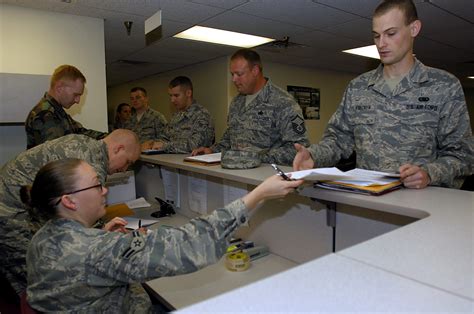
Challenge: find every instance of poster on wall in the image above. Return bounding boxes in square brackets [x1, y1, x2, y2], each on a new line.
[287, 85, 320, 120]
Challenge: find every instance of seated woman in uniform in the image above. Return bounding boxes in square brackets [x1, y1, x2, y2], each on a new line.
[21, 158, 302, 313]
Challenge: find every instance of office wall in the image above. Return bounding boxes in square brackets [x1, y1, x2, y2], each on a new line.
[108, 57, 356, 144]
[0, 4, 107, 165]
[107, 57, 229, 140]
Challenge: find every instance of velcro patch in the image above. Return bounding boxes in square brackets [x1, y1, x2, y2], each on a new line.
[122, 230, 146, 259]
[291, 116, 306, 135]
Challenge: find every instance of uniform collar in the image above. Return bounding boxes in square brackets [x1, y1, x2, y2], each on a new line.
[367, 58, 429, 96]
[45, 93, 67, 113]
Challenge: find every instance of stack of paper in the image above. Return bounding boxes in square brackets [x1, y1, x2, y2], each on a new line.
[287, 168, 402, 196]
[184, 152, 221, 165]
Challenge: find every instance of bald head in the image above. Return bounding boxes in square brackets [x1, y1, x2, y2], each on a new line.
[103, 129, 141, 174]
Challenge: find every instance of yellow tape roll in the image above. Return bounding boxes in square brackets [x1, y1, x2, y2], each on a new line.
[225, 252, 250, 272]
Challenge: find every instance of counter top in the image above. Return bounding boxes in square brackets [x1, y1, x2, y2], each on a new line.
[139, 154, 474, 310]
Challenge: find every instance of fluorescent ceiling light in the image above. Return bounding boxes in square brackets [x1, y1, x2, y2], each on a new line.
[343, 45, 380, 60]
[174, 26, 274, 48]
[468, 76, 474, 80]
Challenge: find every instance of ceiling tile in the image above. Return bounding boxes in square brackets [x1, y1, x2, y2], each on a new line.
[430, 0, 474, 23]
[202, 10, 309, 39]
[233, 0, 358, 29]
[321, 17, 373, 43]
[190, 0, 249, 10]
[313, 0, 380, 18]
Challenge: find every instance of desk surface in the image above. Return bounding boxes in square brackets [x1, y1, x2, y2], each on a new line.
[139, 154, 474, 310]
[132, 207, 297, 310]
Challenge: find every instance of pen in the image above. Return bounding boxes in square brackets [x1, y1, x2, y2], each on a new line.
[138, 219, 142, 229]
[271, 163, 292, 181]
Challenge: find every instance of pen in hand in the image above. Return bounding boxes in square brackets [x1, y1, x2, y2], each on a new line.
[271, 164, 292, 181]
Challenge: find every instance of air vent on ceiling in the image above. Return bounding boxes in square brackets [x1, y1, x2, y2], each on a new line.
[257, 36, 307, 51]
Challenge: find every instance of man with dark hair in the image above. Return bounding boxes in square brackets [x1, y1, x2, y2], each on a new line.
[143, 76, 215, 153]
[294, 0, 473, 189]
[192, 49, 309, 167]
[25, 64, 106, 149]
[124, 86, 167, 147]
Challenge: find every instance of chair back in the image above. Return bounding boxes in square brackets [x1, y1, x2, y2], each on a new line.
[20, 292, 39, 314]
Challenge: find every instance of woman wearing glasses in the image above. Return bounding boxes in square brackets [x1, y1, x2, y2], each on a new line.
[21, 158, 302, 313]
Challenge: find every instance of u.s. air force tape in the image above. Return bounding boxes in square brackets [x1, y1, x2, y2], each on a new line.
[122, 230, 145, 259]
[225, 252, 250, 272]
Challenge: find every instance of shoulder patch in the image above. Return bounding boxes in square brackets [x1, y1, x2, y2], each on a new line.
[122, 230, 146, 259]
[291, 116, 306, 135]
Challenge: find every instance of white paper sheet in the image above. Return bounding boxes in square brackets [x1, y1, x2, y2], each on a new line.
[287, 167, 400, 186]
[125, 197, 151, 209]
[184, 152, 221, 163]
[187, 172, 207, 214]
[161, 167, 180, 208]
[223, 179, 248, 205]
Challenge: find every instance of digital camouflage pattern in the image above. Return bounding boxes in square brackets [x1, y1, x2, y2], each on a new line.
[0, 134, 109, 216]
[27, 199, 249, 313]
[221, 150, 261, 169]
[25, 93, 107, 149]
[212, 79, 309, 166]
[0, 218, 32, 296]
[0, 134, 109, 294]
[123, 107, 167, 143]
[308, 59, 474, 188]
[159, 101, 215, 153]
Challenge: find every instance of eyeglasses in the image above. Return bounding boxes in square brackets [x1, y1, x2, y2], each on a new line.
[54, 183, 103, 206]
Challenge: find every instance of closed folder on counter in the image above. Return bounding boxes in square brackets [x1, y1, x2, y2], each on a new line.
[315, 180, 402, 196]
[103, 203, 134, 221]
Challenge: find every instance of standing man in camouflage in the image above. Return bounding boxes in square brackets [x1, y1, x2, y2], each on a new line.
[293, 0, 473, 189]
[25, 64, 107, 149]
[192, 49, 309, 167]
[124, 86, 167, 148]
[142, 76, 215, 153]
[0, 129, 141, 296]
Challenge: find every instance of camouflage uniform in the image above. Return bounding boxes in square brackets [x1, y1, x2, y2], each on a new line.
[25, 93, 107, 149]
[123, 107, 167, 143]
[212, 79, 309, 166]
[27, 199, 249, 313]
[159, 101, 215, 153]
[308, 59, 473, 188]
[0, 134, 109, 294]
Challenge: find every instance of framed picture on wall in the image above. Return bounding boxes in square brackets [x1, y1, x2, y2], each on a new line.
[287, 85, 320, 120]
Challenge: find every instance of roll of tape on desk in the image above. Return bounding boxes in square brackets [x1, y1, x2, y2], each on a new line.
[225, 252, 250, 272]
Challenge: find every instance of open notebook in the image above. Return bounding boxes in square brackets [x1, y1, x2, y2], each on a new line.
[184, 152, 221, 165]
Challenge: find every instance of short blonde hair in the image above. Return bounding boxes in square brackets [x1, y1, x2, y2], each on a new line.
[50, 65, 86, 88]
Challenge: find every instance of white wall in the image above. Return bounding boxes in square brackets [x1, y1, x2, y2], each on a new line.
[0, 4, 107, 165]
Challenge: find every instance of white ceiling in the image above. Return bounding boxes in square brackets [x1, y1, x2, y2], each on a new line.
[2, 0, 474, 88]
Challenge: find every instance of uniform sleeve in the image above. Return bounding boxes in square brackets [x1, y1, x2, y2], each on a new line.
[75, 119, 107, 140]
[140, 112, 168, 142]
[211, 115, 231, 153]
[307, 87, 356, 167]
[27, 111, 66, 147]
[164, 112, 215, 153]
[421, 82, 474, 188]
[85, 199, 249, 285]
[261, 101, 310, 166]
